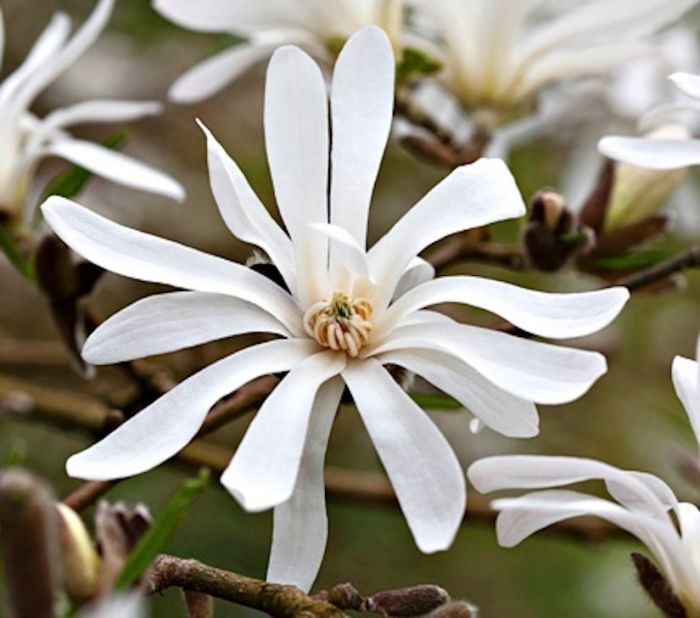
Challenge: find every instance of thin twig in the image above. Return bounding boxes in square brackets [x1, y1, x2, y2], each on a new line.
[426, 236, 526, 273]
[148, 554, 346, 618]
[62, 480, 117, 512]
[614, 246, 700, 292]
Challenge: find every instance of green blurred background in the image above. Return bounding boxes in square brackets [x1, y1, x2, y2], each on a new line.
[2, 2, 700, 616]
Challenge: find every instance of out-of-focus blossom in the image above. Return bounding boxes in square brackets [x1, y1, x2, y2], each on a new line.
[409, 0, 698, 124]
[78, 594, 145, 618]
[43, 27, 628, 591]
[0, 0, 183, 223]
[153, 0, 406, 102]
[468, 334, 700, 616]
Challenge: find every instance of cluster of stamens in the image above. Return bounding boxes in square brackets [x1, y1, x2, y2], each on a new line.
[303, 292, 373, 357]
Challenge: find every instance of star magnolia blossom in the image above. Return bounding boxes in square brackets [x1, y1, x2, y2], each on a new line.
[42, 27, 629, 591]
[153, 0, 404, 103]
[408, 0, 698, 118]
[0, 0, 183, 220]
[601, 71, 700, 171]
[468, 335, 700, 616]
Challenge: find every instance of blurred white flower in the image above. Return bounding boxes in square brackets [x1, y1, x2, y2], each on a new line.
[78, 594, 145, 618]
[0, 0, 184, 222]
[408, 0, 698, 120]
[468, 334, 700, 616]
[153, 0, 405, 102]
[43, 27, 628, 591]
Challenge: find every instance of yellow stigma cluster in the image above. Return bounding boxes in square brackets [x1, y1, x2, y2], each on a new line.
[303, 292, 373, 357]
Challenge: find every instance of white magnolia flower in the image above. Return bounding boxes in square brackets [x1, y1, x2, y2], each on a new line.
[0, 0, 183, 221]
[601, 71, 700, 171]
[468, 334, 700, 616]
[153, 0, 405, 103]
[43, 27, 628, 591]
[408, 0, 698, 119]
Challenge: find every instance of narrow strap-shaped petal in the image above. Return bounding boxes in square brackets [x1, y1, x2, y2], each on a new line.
[264, 45, 329, 306]
[392, 258, 435, 302]
[342, 359, 465, 553]
[83, 291, 290, 364]
[368, 159, 525, 311]
[153, 0, 280, 32]
[329, 26, 393, 249]
[66, 339, 315, 480]
[311, 223, 373, 283]
[44, 138, 185, 202]
[672, 353, 700, 450]
[41, 197, 303, 335]
[378, 348, 539, 438]
[377, 276, 629, 338]
[222, 351, 346, 512]
[490, 489, 700, 601]
[368, 321, 606, 405]
[468, 455, 676, 518]
[199, 121, 295, 291]
[599, 136, 700, 170]
[267, 377, 344, 591]
[671, 72, 700, 100]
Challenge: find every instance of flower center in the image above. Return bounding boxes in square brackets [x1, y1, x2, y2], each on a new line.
[303, 292, 373, 357]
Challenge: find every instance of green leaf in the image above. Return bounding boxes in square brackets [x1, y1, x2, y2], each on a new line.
[411, 393, 462, 411]
[116, 468, 210, 589]
[40, 129, 129, 203]
[396, 47, 442, 86]
[0, 224, 35, 281]
[589, 249, 673, 271]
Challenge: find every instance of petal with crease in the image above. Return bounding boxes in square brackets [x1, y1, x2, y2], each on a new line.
[222, 351, 346, 512]
[343, 359, 465, 553]
[83, 291, 290, 364]
[66, 339, 315, 480]
[41, 197, 303, 335]
[267, 377, 344, 591]
[599, 136, 700, 170]
[378, 276, 628, 337]
[392, 258, 435, 301]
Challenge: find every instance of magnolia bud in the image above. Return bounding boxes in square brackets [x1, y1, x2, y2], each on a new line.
[57, 503, 101, 605]
[605, 125, 689, 232]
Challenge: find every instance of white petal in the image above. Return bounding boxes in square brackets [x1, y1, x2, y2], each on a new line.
[678, 502, 700, 569]
[222, 351, 346, 512]
[41, 197, 303, 336]
[39, 100, 162, 131]
[671, 71, 700, 101]
[264, 45, 329, 306]
[169, 42, 278, 103]
[311, 223, 372, 283]
[45, 138, 185, 202]
[672, 354, 700, 449]
[368, 159, 525, 310]
[468, 455, 675, 517]
[267, 377, 344, 591]
[378, 348, 539, 438]
[67, 339, 314, 480]
[199, 121, 295, 291]
[369, 321, 607, 405]
[343, 359, 465, 553]
[153, 0, 257, 31]
[378, 276, 628, 338]
[599, 136, 700, 170]
[83, 291, 290, 364]
[392, 258, 435, 301]
[329, 26, 393, 249]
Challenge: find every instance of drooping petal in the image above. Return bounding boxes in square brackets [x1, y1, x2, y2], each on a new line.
[670, 71, 700, 100]
[392, 258, 435, 301]
[672, 354, 700, 449]
[329, 26, 394, 249]
[267, 377, 344, 591]
[264, 45, 329, 306]
[599, 136, 700, 170]
[468, 455, 675, 517]
[83, 291, 290, 364]
[41, 197, 303, 335]
[222, 351, 346, 512]
[377, 276, 629, 337]
[66, 339, 315, 480]
[311, 223, 373, 282]
[45, 138, 185, 202]
[199, 121, 295, 290]
[343, 359, 465, 553]
[368, 159, 525, 310]
[378, 348, 539, 438]
[369, 321, 606, 405]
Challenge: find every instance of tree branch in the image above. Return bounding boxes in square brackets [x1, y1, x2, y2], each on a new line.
[614, 246, 700, 292]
